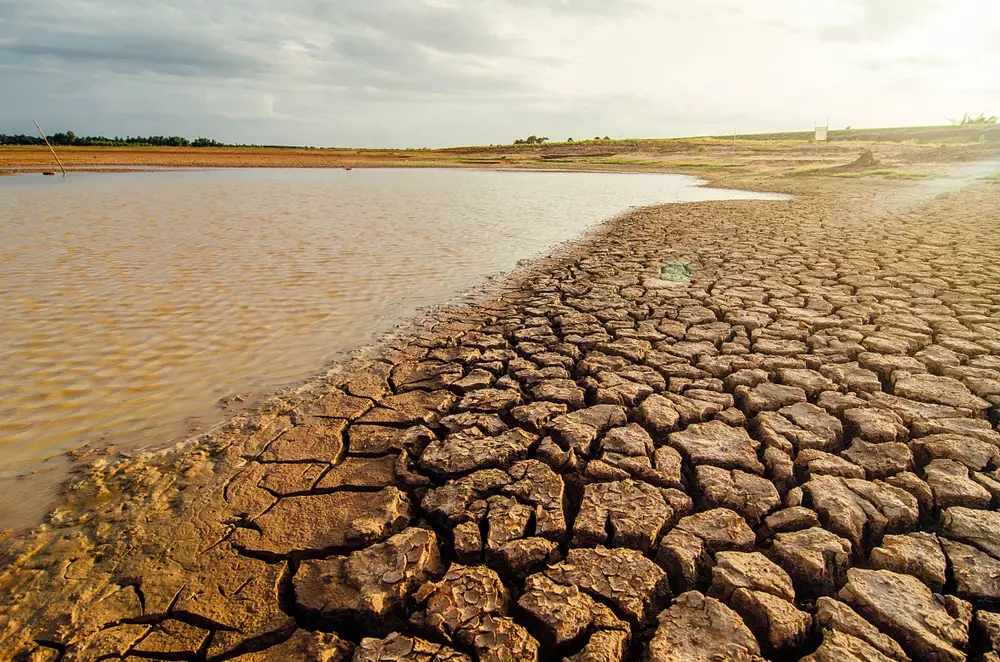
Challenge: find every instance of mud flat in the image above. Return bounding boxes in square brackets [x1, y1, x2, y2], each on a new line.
[4, 168, 1000, 662]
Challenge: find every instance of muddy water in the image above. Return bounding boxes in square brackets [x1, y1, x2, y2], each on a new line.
[0, 168, 787, 527]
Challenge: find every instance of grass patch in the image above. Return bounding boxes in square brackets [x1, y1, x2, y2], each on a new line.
[979, 173, 1000, 183]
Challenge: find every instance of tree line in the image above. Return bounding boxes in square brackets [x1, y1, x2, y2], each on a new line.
[0, 130, 225, 147]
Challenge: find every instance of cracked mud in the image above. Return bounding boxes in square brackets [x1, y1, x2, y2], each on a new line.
[4, 171, 1000, 662]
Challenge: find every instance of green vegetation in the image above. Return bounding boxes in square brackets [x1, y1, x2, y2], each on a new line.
[949, 113, 998, 126]
[513, 135, 549, 145]
[0, 131, 225, 147]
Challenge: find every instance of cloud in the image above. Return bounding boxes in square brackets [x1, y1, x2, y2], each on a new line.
[1, 0, 998, 146]
[816, 0, 943, 43]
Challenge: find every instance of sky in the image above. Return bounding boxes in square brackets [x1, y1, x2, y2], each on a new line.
[1, 0, 999, 147]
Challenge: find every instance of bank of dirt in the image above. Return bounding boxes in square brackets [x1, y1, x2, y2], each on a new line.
[3, 166, 1000, 662]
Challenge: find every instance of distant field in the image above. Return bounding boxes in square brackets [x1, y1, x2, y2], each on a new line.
[3, 124, 999, 176]
[715, 124, 1000, 144]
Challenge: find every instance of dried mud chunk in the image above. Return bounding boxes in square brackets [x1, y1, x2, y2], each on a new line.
[314, 455, 397, 490]
[658, 509, 755, 591]
[600, 423, 654, 456]
[675, 507, 756, 552]
[232, 487, 411, 556]
[571, 479, 673, 552]
[308, 391, 375, 420]
[839, 568, 971, 662]
[708, 551, 796, 602]
[867, 392, 966, 425]
[940, 506, 1000, 559]
[667, 420, 763, 474]
[817, 390, 868, 416]
[544, 546, 668, 624]
[517, 573, 627, 646]
[657, 391, 725, 426]
[419, 428, 536, 478]
[910, 434, 1000, 472]
[511, 401, 567, 432]
[778, 368, 839, 398]
[760, 507, 821, 538]
[130, 620, 210, 657]
[358, 390, 457, 425]
[694, 465, 780, 526]
[814, 597, 909, 661]
[911, 417, 1000, 446]
[589, 372, 654, 406]
[801, 475, 918, 550]
[844, 408, 909, 444]
[485, 495, 532, 553]
[451, 369, 494, 393]
[764, 446, 796, 496]
[413, 564, 537, 662]
[453, 521, 482, 563]
[860, 353, 928, 383]
[547, 405, 627, 454]
[421, 469, 510, 524]
[294, 527, 443, 630]
[494, 538, 558, 578]
[565, 629, 629, 662]
[886, 471, 934, 515]
[781, 402, 844, 450]
[646, 591, 763, 662]
[842, 439, 914, 479]
[940, 539, 1000, 602]
[802, 630, 902, 662]
[796, 449, 865, 480]
[439, 412, 507, 435]
[458, 388, 521, 412]
[259, 461, 327, 495]
[925, 459, 993, 509]
[260, 417, 346, 462]
[730, 587, 812, 652]
[353, 633, 470, 662]
[892, 372, 990, 412]
[738, 383, 808, 415]
[820, 362, 882, 394]
[348, 425, 434, 455]
[228, 630, 351, 661]
[870, 532, 946, 592]
[772, 526, 852, 597]
[504, 460, 565, 540]
[393, 361, 464, 392]
[530, 379, 586, 408]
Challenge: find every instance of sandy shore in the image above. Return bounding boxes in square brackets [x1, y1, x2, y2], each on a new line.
[3, 156, 1000, 661]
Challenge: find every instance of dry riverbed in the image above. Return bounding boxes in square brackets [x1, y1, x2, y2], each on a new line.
[4, 158, 1000, 661]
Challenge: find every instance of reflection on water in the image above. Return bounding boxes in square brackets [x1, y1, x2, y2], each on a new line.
[0, 168, 787, 525]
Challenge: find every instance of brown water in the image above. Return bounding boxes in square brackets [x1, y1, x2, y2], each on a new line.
[0, 168, 787, 527]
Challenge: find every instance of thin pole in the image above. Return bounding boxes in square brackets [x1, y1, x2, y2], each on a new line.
[33, 120, 67, 177]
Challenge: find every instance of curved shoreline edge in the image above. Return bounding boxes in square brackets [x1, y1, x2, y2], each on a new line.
[3, 169, 1000, 662]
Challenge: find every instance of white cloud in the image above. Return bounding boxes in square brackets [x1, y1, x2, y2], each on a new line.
[1, 0, 998, 145]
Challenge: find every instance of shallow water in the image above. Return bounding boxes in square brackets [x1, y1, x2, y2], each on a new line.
[0, 168, 787, 527]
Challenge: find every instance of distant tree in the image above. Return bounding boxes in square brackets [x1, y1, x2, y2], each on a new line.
[948, 113, 998, 125]
[594, 136, 600, 140]
[603, 136, 610, 140]
[567, 137, 573, 142]
[513, 135, 549, 145]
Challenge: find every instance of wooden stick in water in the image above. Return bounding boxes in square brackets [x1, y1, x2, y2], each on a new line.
[33, 120, 67, 177]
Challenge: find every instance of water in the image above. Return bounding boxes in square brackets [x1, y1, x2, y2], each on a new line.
[0, 168, 787, 527]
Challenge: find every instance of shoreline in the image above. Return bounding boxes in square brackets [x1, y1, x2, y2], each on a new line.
[3, 160, 1000, 661]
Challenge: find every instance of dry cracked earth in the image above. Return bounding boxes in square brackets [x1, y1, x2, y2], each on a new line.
[4, 174, 1000, 662]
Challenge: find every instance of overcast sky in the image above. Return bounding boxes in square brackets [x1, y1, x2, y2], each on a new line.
[2, 0, 999, 147]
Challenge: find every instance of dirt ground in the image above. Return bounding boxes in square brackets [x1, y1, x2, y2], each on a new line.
[3, 148, 1000, 661]
[1, 134, 996, 178]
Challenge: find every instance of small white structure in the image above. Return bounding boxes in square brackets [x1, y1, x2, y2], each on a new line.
[814, 125, 829, 141]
